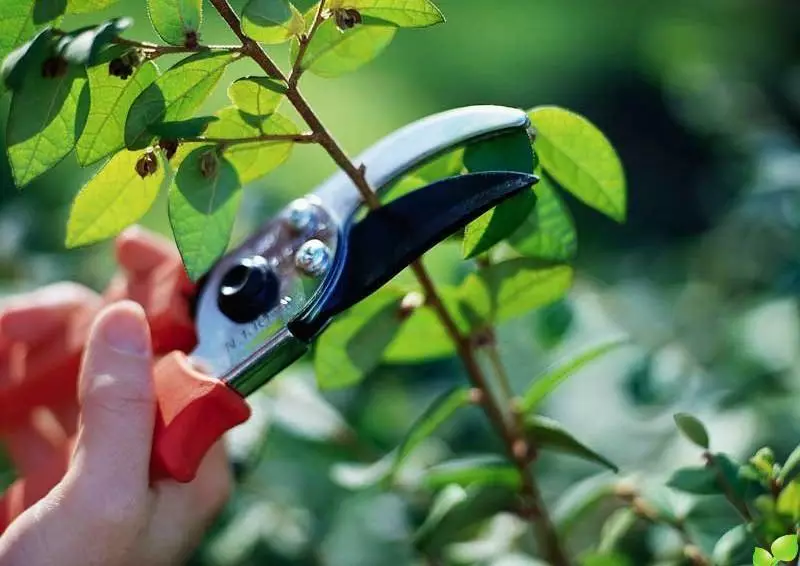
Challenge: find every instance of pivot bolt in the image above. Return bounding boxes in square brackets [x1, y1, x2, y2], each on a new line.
[295, 239, 332, 277]
[286, 198, 316, 232]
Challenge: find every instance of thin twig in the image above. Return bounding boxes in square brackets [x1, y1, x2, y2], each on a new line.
[206, 1, 571, 563]
[703, 452, 756, 524]
[181, 133, 318, 145]
[288, 2, 327, 88]
[110, 36, 243, 57]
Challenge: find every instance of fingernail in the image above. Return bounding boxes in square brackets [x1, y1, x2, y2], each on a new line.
[97, 301, 150, 355]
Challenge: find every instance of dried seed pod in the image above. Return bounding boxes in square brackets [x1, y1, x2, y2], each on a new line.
[135, 151, 159, 178]
[334, 8, 362, 31]
[108, 57, 133, 80]
[41, 56, 68, 79]
[199, 150, 219, 179]
[159, 139, 179, 161]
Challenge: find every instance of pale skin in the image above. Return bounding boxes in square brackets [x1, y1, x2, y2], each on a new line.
[0, 227, 231, 566]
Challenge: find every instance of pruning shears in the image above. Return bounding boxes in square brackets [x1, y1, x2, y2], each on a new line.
[0, 105, 536, 516]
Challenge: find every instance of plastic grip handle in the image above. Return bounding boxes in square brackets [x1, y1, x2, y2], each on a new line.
[150, 352, 251, 482]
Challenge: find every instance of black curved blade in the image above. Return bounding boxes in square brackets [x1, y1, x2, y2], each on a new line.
[290, 171, 537, 339]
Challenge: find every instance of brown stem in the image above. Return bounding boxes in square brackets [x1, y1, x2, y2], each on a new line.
[181, 133, 319, 145]
[110, 36, 242, 57]
[288, 2, 327, 88]
[207, 1, 570, 563]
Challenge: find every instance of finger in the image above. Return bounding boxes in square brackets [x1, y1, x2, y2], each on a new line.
[116, 226, 178, 275]
[0, 283, 100, 344]
[71, 301, 154, 490]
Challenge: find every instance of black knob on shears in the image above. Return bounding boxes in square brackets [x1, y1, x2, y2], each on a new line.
[217, 256, 280, 324]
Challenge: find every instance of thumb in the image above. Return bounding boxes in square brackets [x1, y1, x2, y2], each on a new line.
[71, 300, 154, 489]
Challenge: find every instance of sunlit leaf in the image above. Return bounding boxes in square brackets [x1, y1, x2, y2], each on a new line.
[480, 258, 574, 324]
[674, 412, 710, 449]
[314, 286, 405, 389]
[1, 27, 56, 91]
[772, 536, 798, 563]
[66, 149, 166, 247]
[381, 174, 427, 205]
[519, 339, 628, 412]
[292, 16, 395, 78]
[777, 480, 800, 522]
[203, 107, 299, 184]
[414, 484, 517, 554]
[125, 51, 236, 150]
[423, 456, 520, 491]
[752, 547, 776, 566]
[242, 0, 304, 45]
[228, 76, 286, 116]
[508, 172, 577, 261]
[389, 387, 472, 479]
[77, 46, 159, 166]
[66, 0, 120, 14]
[147, 0, 202, 46]
[349, 0, 444, 28]
[525, 415, 617, 471]
[7, 53, 88, 188]
[462, 130, 537, 258]
[412, 146, 464, 182]
[529, 106, 626, 222]
[168, 147, 242, 280]
[0, 0, 64, 92]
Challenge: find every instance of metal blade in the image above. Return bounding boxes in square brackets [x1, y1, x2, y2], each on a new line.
[289, 171, 538, 339]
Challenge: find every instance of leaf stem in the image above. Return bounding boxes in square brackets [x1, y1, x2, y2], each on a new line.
[109, 36, 243, 57]
[207, 1, 571, 563]
[181, 133, 319, 145]
[288, 2, 328, 88]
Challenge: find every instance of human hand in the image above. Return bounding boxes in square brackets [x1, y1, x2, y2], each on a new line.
[0, 228, 232, 566]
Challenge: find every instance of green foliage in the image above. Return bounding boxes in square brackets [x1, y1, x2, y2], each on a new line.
[0, 0, 64, 92]
[67, 149, 167, 247]
[529, 106, 626, 222]
[422, 456, 520, 490]
[228, 76, 286, 116]
[147, 0, 202, 46]
[524, 415, 618, 471]
[242, 0, 304, 45]
[674, 412, 711, 449]
[346, 0, 445, 28]
[167, 147, 242, 280]
[461, 130, 537, 258]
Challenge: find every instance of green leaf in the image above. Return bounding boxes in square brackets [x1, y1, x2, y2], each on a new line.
[389, 387, 471, 479]
[772, 535, 799, 562]
[666, 466, 720, 495]
[481, 258, 574, 324]
[779, 444, 800, 483]
[242, 0, 304, 45]
[381, 174, 428, 205]
[7, 54, 88, 188]
[414, 484, 517, 554]
[149, 116, 218, 138]
[66, 0, 121, 14]
[77, 47, 159, 166]
[462, 130, 537, 258]
[66, 149, 166, 247]
[292, 16, 395, 78]
[552, 473, 616, 536]
[57, 17, 132, 66]
[331, 452, 395, 490]
[714, 452, 766, 500]
[777, 480, 800, 522]
[508, 172, 577, 261]
[580, 552, 632, 566]
[412, 146, 464, 182]
[0, 0, 64, 91]
[597, 508, 637, 553]
[125, 51, 235, 150]
[146, 0, 202, 46]
[673, 412, 710, 449]
[422, 456, 520, 491]
[529, 106, 626, 222]
[314, 287, 405, 389]
[712, 525, 756, 566]
[168, 147, 242, 280]
[203, 107, 299, 184]
[752, 547, 776, 566]
[2, 27, 56, 91]
[349, 0, 444, 28]
[228, 76, 286, 116]
[525, 415, 617, 471]
[519, 339, 628, 412]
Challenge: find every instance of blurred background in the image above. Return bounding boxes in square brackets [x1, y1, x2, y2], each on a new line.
[2, 0, 800, 564]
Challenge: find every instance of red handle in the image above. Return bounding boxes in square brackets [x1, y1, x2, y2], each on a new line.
[0, 253, 251, 531]
[150, 352, 250, 482]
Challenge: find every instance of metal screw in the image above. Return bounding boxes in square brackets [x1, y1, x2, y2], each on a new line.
[286, 198, 316, 232]
[295, 239, 332, 277]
